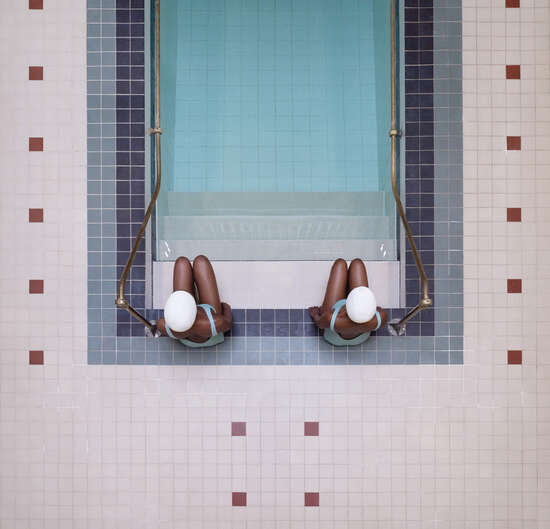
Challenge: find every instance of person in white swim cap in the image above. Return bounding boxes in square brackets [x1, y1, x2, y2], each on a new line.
[308, 258, 386, 346]
[156, 255, 233, 347]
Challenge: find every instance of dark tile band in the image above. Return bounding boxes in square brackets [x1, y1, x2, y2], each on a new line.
[116, 0, 146, 336]
[403, 0, 435, 337]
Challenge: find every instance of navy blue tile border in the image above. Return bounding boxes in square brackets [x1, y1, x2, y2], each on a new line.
[144, 307, 409, 339]
[404, 0, 435, 336]
[115, 0, 147, 337]
[87, 0, 463, 365]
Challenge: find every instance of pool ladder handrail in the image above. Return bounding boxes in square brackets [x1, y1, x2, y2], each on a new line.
[115, 0, 162, 336]
[387, 0, 432, 336]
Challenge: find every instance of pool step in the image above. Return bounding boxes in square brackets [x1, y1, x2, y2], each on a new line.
[158, 190, 397, 260]
[166, 191, 393, 217]
[157, 238, 397, 261]
[160, 214, 394, 240]
[153, 260, 401, 309]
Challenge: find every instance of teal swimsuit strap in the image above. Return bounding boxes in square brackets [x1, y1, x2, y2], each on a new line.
[330, 299, 347, 332]
[374, 310, 382, 330]
[197, 303, 217, 337]
[330, 298, 382, 331]
[165, 325, 176, 340]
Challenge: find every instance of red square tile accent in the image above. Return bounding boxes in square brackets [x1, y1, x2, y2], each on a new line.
[29, 350, 44, 365]
[507, 279, 522, 294]
[231, 422, 246, 436]
[506, 65, 520, 79]
[29, 280, 44, 294]
[506, 136, 521, 150]
[29, 208, 44, 223]
[507, 208, 521, 222]
[29, 66, 43, 80]
[305, 492, 319, 507]
[505, 0, 520, 6]
[29, 0, 43, 8]
[508, 350, 522, 365]
[232, 492, 246, 507]
[304, 422, 319, 436]
[29, 137, 44, 151]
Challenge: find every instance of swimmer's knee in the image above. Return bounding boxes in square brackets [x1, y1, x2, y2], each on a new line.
[332, 258, 347, 270]
[175, 256, 191, 267]
[193, 254, 210, 267]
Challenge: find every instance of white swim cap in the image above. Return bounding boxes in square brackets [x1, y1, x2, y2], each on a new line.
[346, 286, 377, 324]
[164, 290, 197, 332]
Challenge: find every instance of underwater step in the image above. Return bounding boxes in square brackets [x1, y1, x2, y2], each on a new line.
[159, 214, 394, 240]
[166, 191, 393, 217]
[159, 215, 394, 241]
[156, 238, 397, 262]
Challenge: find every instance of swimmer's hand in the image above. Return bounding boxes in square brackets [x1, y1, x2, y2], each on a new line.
[308, 306, 332, 329]
[156, 317, 167, 335]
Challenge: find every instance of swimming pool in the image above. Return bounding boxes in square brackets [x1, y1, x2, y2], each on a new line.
[155, 0, 396, 261]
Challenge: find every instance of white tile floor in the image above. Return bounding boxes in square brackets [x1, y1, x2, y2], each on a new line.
[1, 0, 550, 527]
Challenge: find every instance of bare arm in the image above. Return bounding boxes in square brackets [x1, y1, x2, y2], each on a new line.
[309, 258, 348, 327]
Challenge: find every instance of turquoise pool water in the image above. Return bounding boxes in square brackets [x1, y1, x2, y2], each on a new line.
[155, 0, 395, 261]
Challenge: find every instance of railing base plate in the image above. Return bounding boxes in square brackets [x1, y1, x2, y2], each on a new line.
[387, 319, 406, 336]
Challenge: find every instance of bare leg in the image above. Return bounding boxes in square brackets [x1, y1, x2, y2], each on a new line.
[348, 258, 369, 291]
[321, 258, 348, 313]
[173, 256, 194, 295]
[192, 255, 222, 314]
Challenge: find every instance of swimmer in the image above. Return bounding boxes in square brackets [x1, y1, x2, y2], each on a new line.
[156, 255, 232, 347]
[308, 258, 387, 346]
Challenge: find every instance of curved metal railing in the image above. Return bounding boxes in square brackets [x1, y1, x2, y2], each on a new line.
[115, 0, 162, 334]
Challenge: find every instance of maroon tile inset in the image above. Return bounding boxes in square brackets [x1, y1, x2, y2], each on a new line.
[506, 65, 520, 79]
[29, 66, 43, 80]
[304, 422, 319, 436]
[231, 422, 246, 436]
[29, 208, 44, 223]
[29, 280, 44, 294]
[232, 492, 246, 507]
[29, 137, 44, 151]
[507, 279, 522, 294]
[29, 350, 44, 365]
[305, 492, 319, 507]
[507, 208, 521, 222]
[508, 350, 522, 365]
[505, 0, 520, 6]
[29, 0, 43, 8]
[506, 136, 521, 151]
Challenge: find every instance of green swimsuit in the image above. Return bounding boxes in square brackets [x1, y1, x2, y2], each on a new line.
[323, 298, 382, 347]
[166, 303, 224, 348]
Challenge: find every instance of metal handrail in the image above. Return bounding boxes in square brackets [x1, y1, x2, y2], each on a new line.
[115, 0, 162, 334]
[388, 0, 432, 336]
